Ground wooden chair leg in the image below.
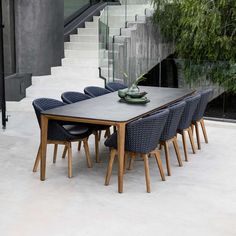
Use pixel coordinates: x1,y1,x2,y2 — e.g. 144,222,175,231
94,131,100,163
191,123,195,135
172,138,183,167
188,128,196,154
83,138,93,168
142,154,151,193
123,152,128,174
67,143,73,178
62,145,68,159
163,141,171,176
195,122,201,150
128,152,136,170
98,130,102,141
78,141,82,151
154,150,165,181
105,149,116,185
53,144,58,164
33,144,41,172
104,128,111,138
200,119,208,143
182,131,188,161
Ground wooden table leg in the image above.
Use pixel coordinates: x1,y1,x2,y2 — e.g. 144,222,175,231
117,122,126,193
40,115,48,181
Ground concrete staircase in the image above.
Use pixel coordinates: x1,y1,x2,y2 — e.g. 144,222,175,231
7,4,153,111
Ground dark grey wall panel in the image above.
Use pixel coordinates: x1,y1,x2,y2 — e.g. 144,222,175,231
2,0,16,74
15,0,64,76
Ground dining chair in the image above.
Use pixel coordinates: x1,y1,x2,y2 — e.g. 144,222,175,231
32,98,93,178
159,101,186,176
61,91,91,104
84,86,112,149
177,94,201,161
191,89,213,149
84,86,110,97
105,82,127,92
61,91,109,163
104,109,169,193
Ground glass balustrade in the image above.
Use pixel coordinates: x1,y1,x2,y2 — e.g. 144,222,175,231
64,0,91,20
98,0,153,83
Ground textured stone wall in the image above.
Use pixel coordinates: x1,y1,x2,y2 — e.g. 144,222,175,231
112,17,174,85
2,0,15,74
14,0,64,76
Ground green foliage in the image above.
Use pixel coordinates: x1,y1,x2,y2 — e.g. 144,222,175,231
152,0,236,92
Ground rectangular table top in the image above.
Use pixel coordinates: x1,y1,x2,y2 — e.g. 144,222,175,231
42,87,194,123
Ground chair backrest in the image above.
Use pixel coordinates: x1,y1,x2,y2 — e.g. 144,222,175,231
178,94,201,130
160,101,186,141
105,82,127,92
84,86,110,97
192,89,213,122
126,109,169,154
32,98,73,141
61,91,91,104
32,98,65,126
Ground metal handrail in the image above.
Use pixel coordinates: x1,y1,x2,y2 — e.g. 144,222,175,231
0,0,7,129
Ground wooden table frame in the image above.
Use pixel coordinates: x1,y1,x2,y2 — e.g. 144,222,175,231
39,87,195,193
40,115,127,193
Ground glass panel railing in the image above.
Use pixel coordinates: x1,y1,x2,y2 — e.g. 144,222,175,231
64,0,91,20
173,59,236,120
99,4,109,82
136,58,236,121
99,0,153,83
99,55,236,120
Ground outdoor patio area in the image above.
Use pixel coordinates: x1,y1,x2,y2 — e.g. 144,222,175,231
0,110,235,236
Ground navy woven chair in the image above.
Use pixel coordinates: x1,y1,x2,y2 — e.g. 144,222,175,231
83,87,112,148
84,86,110,97
105,82,127,92
61,91,91,104
61,91,92,151
192,89,213,150
61,91,109,163
104,109,169,193
177,94,201,161
32,98,93,178
160,101,186,176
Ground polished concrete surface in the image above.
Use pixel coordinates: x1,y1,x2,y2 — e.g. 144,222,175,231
0,112,236,236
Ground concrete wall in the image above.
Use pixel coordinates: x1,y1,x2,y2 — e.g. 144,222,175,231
119,0,151,4
14,0,64,76
177,62,224,101
112,16,174,85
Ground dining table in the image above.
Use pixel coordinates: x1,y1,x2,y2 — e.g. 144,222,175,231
39,86,194,193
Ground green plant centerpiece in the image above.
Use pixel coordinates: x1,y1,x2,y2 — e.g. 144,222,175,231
118,74,150,104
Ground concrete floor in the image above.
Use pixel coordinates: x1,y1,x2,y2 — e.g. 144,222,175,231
0,111,236,236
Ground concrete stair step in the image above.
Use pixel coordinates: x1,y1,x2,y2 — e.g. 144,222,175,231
31,75,102,87
77,28,98,36
93,16,100,22
107,4,150,10
85,21,98,28
62,58,99,67
64,42,99,50
70,35,98,43
51,66,98,76
109,28,121,36
100,67,113,78
64,49,99,58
